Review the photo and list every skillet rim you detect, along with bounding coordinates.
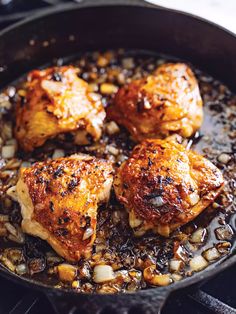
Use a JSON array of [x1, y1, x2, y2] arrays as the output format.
[[0, 0, 235, 298]]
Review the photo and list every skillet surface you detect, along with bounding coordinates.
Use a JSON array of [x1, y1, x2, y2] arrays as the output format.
[[0, 3, 235, 311], [0, 48, 235, 295]]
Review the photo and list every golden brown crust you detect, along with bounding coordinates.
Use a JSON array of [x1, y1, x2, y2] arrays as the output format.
[[114, 139, 224, 236], [15, 66, 105, 151], [108, 63, 203, 141], [17, 154, 113, 261]]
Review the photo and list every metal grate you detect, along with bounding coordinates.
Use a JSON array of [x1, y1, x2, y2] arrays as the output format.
[[0, 1, 235, 313]]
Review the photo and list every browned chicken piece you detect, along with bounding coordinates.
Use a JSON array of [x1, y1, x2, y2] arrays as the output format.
[[16, 154, 113, 261], [108, 63, 203, 141], [114, 139, 224, 237], [15, 66, 105, 152]]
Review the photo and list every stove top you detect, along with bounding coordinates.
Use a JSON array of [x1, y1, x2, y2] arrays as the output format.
[[0, 1, 235, 313]]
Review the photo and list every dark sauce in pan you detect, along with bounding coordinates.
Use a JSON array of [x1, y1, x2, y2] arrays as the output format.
[[0, 50, 235, 293]]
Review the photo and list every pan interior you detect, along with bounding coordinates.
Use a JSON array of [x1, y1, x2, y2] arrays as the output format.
[[0, 49, 235, 294]]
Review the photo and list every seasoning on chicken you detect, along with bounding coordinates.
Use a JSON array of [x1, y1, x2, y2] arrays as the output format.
[[108, 63, 203, 141], [16, 154, 113, 261], [114, 139, 224, 237], [15, 66, 105, 152]]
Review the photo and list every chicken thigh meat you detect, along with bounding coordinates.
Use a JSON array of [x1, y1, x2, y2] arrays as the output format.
[[114, 139, 224, 237], [16, 154, 113, 261], [15, 66, 105, 151], [108, 63, 203, 141]]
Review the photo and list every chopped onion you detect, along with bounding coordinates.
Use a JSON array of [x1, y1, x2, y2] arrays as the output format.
[[143, 265, 172, 286], [100, 83, 118, 95], [83, 227, 94, 240], [57, 264, 77, 282], [217, 153, 231, 164], [2, 145, 16, 159], [216, 242, 231, 255], [72, 280, 80, 289], [52, 149, 65, 159], [106, 121, 120, 135], [117, 154, 128, 163], [16, 264, 27, 275], [202, 247, 220, 262], [215, 225, 234, 241], [189, 228, 207, 244], [171, 273, 183, 281], [189, 255, 208, 272], [6, 186, 18, 202], [93, 265, 115, 283], [150, 274, 172, 286], [46, 253, 63, 266], [106, 145, 119, 156], [169, 259, 184, 273], [2, 122, 12, 140]]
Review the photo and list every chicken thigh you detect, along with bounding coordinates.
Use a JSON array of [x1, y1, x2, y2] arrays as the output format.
[[114, 139, 224, 237], [15, 66, 105, 152], [16, 154, 113, 261], [108, 63, 203, 141]]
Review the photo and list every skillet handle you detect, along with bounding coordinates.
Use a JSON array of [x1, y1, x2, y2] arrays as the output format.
[[47, 288, 170, 314]]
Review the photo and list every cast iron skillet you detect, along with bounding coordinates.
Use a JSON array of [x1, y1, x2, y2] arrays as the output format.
[[0, 1, 235, 313]]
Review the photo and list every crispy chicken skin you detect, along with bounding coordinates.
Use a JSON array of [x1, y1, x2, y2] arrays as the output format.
[[15, 66, 105, 152], [114, 139, 224, 237], [108, 63, 203, 141], [16, 154, 113, 261]]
